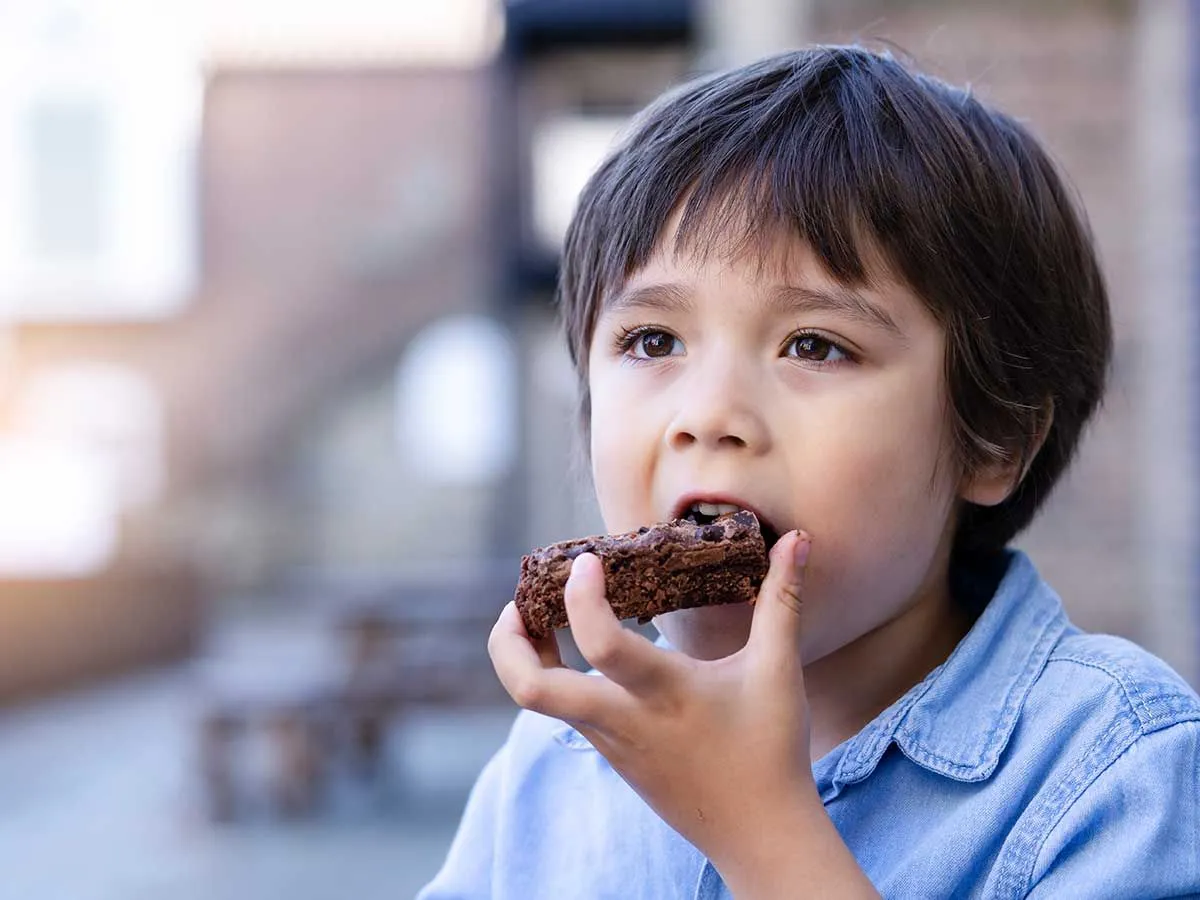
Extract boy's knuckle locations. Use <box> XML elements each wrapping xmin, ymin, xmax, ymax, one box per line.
<box><xmin>510</xmin><ymin>676</ymin><xmax>548</xmax><ymax>713</ymax></box>
<box><xmin>583</xmin><ymin>633</ymin><xmax>624</xmax><ymax>671</ymax></box>
<box><xmin>777</xmin><ymin>582</ymin><xmax>804</xmax><ymax>616</ymax></box>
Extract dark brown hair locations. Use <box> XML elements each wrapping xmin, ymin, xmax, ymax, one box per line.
<box><xmin>558</xmin><ymin>45</ymin><xmax>1111</xmax><ymax>553</ymax></box>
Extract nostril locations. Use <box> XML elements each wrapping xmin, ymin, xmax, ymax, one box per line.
<box><xmin>669</xmin><ymin>430</ymin><xmax>751</xmax><ymax>450</ymax></box>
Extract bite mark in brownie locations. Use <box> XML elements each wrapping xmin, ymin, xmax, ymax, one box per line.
<box><xmin>513</xmin><ymin>510</ymin><xmax>769</xmax><ymax>639</ymax></box>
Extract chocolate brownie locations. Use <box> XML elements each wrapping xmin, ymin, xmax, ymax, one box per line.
<box><xmin>513</xmin><ymin>510</ymin><xmax>769</xmax><ymax>639</ymax></box>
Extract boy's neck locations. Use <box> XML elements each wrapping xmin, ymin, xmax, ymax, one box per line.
<box><xmin>804</xmin><ymin>559</ymin><xmax>973</xmax><ymax>761</ymax></box>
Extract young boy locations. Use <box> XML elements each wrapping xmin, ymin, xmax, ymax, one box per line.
<box><xmin>420</xmin><ymin>46</ymin><xmax>1200</xmax><ymax>898</ymax></box>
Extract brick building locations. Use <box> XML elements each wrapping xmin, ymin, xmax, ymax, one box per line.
<box><xmin>0</xmin><ymin>0</ymin><xmax>1195</xmax><ymax>701</ymax></box>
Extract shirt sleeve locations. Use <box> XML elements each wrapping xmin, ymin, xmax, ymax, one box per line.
<box><xmin>416</xmin><ymin>741</ymin><xmax>508</xmax><ymax>900</ymax></box>
<box><xmin>1025</xmin><ymin>719</ymin><xmax>1200</xmax><ymax>899</ymax></box>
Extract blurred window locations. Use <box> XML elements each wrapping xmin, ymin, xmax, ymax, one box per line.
<box><xmin>26</xmin><ymin>96</ymin><xmax>110</xmax><ymax>261</ymax></box>
<box><xmin>395</xmin><ymin>315</ymin><xmax>517</xmax><ymax>485</ymax></box>
<box><xmin>0</xmin><ymin>0</ymin><xmax>200</xmax><ymax>321</ymax></box>
<box><xmin>531</xmin><ymin>113</ymin><xmax>629</xmax><ymax>252</ymax></box>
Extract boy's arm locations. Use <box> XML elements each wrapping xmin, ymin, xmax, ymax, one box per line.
<box><xmin>1019</xmin><ymin>720</ymin><xmax>1200</xmax><ymax>899</ymax></box>
<box><xmin>489</xmin><ymin>531</ymin><xmax>879</xmax><ymax>899</ymax></box>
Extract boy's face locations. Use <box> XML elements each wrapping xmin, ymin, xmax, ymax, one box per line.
<box><xmin>587</xmin><ymin>224</ymin><xmax>975</xmax><ymax>664</ymax></box>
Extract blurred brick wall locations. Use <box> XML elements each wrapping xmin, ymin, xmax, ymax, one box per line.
<box><xmin>811</xmin><ymin>2</ymin><xmax>1159</xmax><ymax>643</ymax></box>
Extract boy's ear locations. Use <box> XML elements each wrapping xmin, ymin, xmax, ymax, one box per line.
<box><xmin>959</xmin><ymin>399</ymin><xmax>1055</xmax><ymax>507</ymax></box>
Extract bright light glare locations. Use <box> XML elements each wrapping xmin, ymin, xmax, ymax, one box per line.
<box><xmin>0</xmin><ymin>438</ymin><xmax>118</xmax><ymax>577</ymax></box>
<box><xmin>14</xmin><ymin>363</ymin><xmax>164</xmax><ymax>507</ymax></box>
<box><xmin>204</xmin><ymin>0</ymin><xmax>503</xmax><ymax>66</ymax></box>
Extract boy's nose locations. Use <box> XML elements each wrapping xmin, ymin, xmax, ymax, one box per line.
<box><xmin>664</xmin><ymin>368</ymin><xmax>771</xmax><ymax>455</ymax></box>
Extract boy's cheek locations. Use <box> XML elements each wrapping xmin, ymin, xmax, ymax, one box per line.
<box><xmin>590</xmin><ymin>469</ymin><xmax>651</xmax><ymax>535</ymax></box>
<box><xmin>588</xmin><ymin>435</ymin><xmax>647</xmax><ymax>530</ymax></box>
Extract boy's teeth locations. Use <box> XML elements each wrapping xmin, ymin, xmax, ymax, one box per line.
<box><xmin>694</xmin><ymin>502</ymin><xmax>742</xmax><ymax>517</ymax></box>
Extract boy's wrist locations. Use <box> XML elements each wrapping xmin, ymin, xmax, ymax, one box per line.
<box><xmin>711</xmin><ymin>787</ymin><xmax>880</xmax><ymax>900</ymax></box>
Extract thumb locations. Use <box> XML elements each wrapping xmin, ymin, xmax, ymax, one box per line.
<box><xmin>747</xmin><ymin>529</ymin><xmax>811</xmax><ymax>662</ymax></box>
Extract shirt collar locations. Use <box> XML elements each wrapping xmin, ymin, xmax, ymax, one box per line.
<box><xmin>824</xmin><ymin>549</ymin><xmax>1068</xmax><ymax>794</ymax></box>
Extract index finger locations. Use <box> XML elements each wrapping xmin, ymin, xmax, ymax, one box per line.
<box><xmin>488</xmin><ymin>601</ymin><xmax>627</xmax><ymax>724</ymax></box>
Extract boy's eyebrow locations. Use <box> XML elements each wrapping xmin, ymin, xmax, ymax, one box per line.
<box><xmin>768</xmin><ymin>284</ymin><xmax>904</xmax><ymax>337</ymax></box>
<box><xmin>605</xmin><ymin>281</ymin><xmax>905</xmax><ymax>338</ymax></box>
<box><xmin>604</xmin><ymin>283</ymin><xmax>693</xmax><ymax>316</ymax></box>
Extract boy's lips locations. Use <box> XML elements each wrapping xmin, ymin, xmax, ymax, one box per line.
<box><xmin>670</xmin><ymin>492</ymin><xmax>785</xmax><ymax>548</ymax></box>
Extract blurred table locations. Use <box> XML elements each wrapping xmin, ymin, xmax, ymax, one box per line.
<box><xmin>196</xmin><ymin>564</ymin><xmax>516</xmax><ymax>822</ymax></box>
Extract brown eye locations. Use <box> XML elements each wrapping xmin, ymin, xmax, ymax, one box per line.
<box><xmin>634</xmin><ymin>331</ymin><xmax>681</xmax><ymax>358</ymax></box>
<box><xmin>786</xmin><ymin>333</ymin><xmax>846</xmax><ymax>362</ymax></box>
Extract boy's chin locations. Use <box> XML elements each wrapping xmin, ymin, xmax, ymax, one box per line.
<box><xmin>653</xmin><ymin>603</ymin><xmax>754</xmax><ymax>660</ymax></box>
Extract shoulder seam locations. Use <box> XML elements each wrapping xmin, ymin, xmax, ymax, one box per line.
<box><xmin>1046</xmin><ymin>652</ymin><xmax>1200</xmax><ymax>733</ymax></box>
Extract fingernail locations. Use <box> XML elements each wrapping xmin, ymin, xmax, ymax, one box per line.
<box><xmin>793</xmin><ymin>532</ymin><xmax>811</xmax><ymax>569</ymax></box>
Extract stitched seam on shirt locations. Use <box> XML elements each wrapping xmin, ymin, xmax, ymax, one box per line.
<box><xmin>839</xmin><ymin>676</ymin><xmax>932</xmax><ymax>783</ymax></box>
<box><xmin>900</xmin><ymin>742</ymin><xmax>997</xmax><ymax>776</ymax></box>
<box><xmin>1024</xmin><ymin>725</ymin><xmax>1141</xmax><ymax>897</ymax></box>
<box><xmin>859</xmin><ymin>687</ymin><xmax>922</xmax><ymax>763</ymax></box>
<box><xmin>1046</xmin><ymin>653</ymin><xmax>1200</xmax><ymax>732</ymax></box>
<box><xmin>962</xmin><ymin>599</ymin><xmax>1062</xmax><ymax>770</ymax></box>
<box><xmin>992</xmin><ymin>711</ymin><xmax>1138</xmax><ymax>899</ymax></box>
<box><xmin>1047</xmin><ymin>655</ymin><xmax>1153</xmax><ymax>723</ymax></box>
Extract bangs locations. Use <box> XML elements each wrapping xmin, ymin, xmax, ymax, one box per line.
<box><xmin>665</xmin><ymin>165</ymin><xmax>878</xmax><ymax>292</ymax></box>
<box><xmin>576</xmin><ymin>47</ymin><xmax>979</xmax><ymax>316</ymax></box>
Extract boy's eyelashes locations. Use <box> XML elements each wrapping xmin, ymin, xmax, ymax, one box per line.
<box><xmin>613</xmin><ymin>324</ymin><xmax>684</xmax><ymax>360</ymax></box>
<box><xmin>609</xmin><ymin>323</ymin><xmax>858</xmax><ymax>368</ymax></box>
<box><xmin>782</xmin><ymin>330</ymin><xmax>856</xmax><ymax>365</ymax></box>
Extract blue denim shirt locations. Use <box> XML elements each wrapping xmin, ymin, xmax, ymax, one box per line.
<box><xmin>419</xmin><ymin>551</ymin><xmax>1200</xmax><ymax>899</ymax></box>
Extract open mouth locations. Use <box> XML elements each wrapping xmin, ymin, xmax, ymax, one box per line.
<box><xmin>679</xmin><ymin>501</ymin><xmax>782</xmax><ymax>550</ymax></box>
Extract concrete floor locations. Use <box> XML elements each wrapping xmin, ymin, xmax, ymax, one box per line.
<box><xmin>0</xmin><ymin>622</ymin><xmax>516</xmax><ymax>900</ymax></box>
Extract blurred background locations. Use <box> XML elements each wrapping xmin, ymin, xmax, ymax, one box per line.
<box><xmin>0</xmin><ymin>0</ymin><xmax>1196</xmax><ymax>897</ymax></box>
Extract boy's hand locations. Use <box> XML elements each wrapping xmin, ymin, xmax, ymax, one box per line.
<box><xmin>488</xmin><ymin>531</ymin><xmax>878</xmax><ymax>898</ymax></box>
